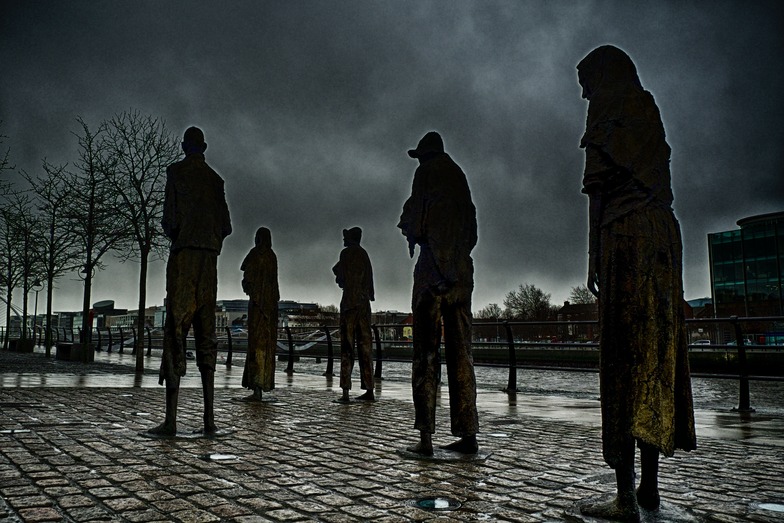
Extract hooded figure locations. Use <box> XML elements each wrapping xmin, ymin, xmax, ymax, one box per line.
<box><xmin>577</xmin><ymin>45</ymin><xmax>696</xmax><ymax>521</ymax></box>
<box><xmin>240</xmin><ymin>227</ymin><xmax>280</xmax><ymax>401</ymax></box>
<box><xmin>398</xmin><ymin>131</ymin><xmax>479</xmax><ymax>456</ymax></box>
<box><xmin>332</xmin><ymin>226</ymin><xmax>375</xmax><ymax>401</ymax></box>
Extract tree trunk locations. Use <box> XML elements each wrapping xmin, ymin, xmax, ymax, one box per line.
<box><xmin>3</xmin><ymin>283</ymin><xmax>11</xmax><ymax>350</ymax></box>
<box><xmin>45</xmin><ymin>275</ymin><xmax>54</xmax><ymax>357</ymax></box>
<box><xmin>81</xmin><ymin>269</ymin><xmax>93</xmax><ymax>345</ymax></box>
<box><xmin>135</xmin><ymin>247</ymin><xmax>149</xmax><ymax>373</ymax></box>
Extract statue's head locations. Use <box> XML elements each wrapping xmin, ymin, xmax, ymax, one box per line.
<box><xmin>577</xmin><ymin>45</ymin><xmax>643</xmax><ymax>100</ymax></box>
<box><xmin>255</xmin><ymin>227</ymin><xmax>272</xmax><ymax>249</ymax></box>
<box><xmin>342</xmin><ymin>226</ymin><xmax>362</xmax><ymax>247</ymax></box>
<box><xmin>182</xmin><ymin>126</ymin><xmax>207</xmax><ymax>155</ymax></box>
<box><xmin>408</xmin><ymin>131</ymin><xmax>444</xmax><ymax>162</ymax></box>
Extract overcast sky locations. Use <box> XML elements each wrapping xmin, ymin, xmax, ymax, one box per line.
<box><xmin>2</xmin><ymin>1</ymin><xmax>783</xmax><ymax>316</ymax></box>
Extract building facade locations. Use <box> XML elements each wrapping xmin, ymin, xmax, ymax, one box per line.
<box><xmin>708</xmin><ymin>211</ymin><xmax>784</xmax><ymax>317</ymax></box>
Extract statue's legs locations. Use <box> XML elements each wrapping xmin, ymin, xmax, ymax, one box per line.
<box><xmin>637</xmin><ymin>442</ymin><xmax>660</xmax><ymax>510</ymax></box>
<box><xmin>199</xmin><ymin>365</ymin><xmax>216</xmax><ymax>434</ymax></box>
<box><xmin>148</xmin><ymin>386</ymin><xmax>179</xmax><ymax>436</ymax></box>
<box><xmin>581</xmin><ymin>438</ymin><xmax>640</xmax><ymax>522</ymax></box>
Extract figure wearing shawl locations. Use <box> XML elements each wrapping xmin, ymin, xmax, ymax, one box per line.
<box><xmin>398</xmin><ymin>131</ymin><xmax>479</xmax><ymax>456</ymax></box>
<box><xmin>577</xmin><ymin>45</ymin><xmax>696</xmax><ymax>521</ymax></box>
<box><xmin>240</xmin><ymin>227</ymin><xmax>280</xmax><ymax>401</ymax></box>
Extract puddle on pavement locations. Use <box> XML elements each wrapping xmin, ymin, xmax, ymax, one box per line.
<box><xmin>408</xmin><ymin>497</ymin><xmax>461</xmax><ymax>511</ymax></box>
<box><xmin>752</xmin><ymin>502</ymin><xmax>784</xmax><ymax>513</ymax></box>
<box><xmin>200</xmin><ymin>453</ymin><xmax>239</xmax><ymax>462</ymax></box>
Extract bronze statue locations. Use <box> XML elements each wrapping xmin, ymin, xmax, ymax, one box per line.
<box><xmin>577</xmin><ymin>46</ymin><xmax>696</xmax><ymax>521</ymax></box>
<box><xmin>149</xmin><ymin>126</ymin><xmax>232</xmax><ymax>436</ymax></box>
<box><xmin>398</xmin><ymin>131</ymin><xmax>479</xmax><ymax>455</ymax></box>
<box><xmin>240</xmin><ymin>227</ymin><xmax>280</xmax><ymax>401</ymax></box>
<box><xmin>332</xmin><ymin>227</ymin><xmax>375</xmax><ymax>402</ymax></box>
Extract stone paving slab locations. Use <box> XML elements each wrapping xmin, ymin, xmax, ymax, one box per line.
<box><xmin>1</xmin><ymin>349</ymin><xmax>784</xmax><ymax>522</ymax></box>
<box><xmin>1</xmin><ymin>383</ymin><xmax>783</xmax><ymax>522</ymax></box>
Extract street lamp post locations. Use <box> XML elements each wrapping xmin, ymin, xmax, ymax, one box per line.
<box><xmin>31</xmin><ymin>279</ymin><xmax>43</xmax><ymax>346</ymax></box>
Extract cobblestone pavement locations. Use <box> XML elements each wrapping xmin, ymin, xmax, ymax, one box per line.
<box><xmin>1</xmin><ymin>349</ymin><xmax>783</xmax><ymax>522</ymax></box>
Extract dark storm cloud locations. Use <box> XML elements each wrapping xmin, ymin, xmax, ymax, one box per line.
<box><xmin>2</xmin><ymin>1</ymin><xmax>782</xmax><ymax>314</ymax></box>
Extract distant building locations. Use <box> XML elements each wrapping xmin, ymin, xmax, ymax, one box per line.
<box><xmin>557</xmin><ymin>301</ymin><xmax>598</xmax><ymax>341</ymax></box>
<box><xmin>708</xmin><ymin>211</ymin><xmax>784</xmax><ymax>317</ymax></box>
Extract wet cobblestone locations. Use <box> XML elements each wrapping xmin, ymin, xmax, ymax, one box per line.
<box><xmin>1</xmin><ymin>349</ymin><xmax>783</xmax><ymax>521</ymax></box>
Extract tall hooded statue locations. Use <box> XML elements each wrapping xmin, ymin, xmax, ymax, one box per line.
<box><xmin>577</xmin><ymin>45</ymin><xmax>696</xmax><ymax>521</ymax></box>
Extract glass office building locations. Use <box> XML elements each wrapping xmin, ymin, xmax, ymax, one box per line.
<box><xmin>708</xmin><ymin>211</ymin><xmax>784</xmax><ymax>317</ymax></box>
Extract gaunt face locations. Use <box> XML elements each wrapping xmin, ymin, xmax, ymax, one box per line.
<box><xmin>578</xmin><ymin>70</ymin><xmax>592</xmax><ymax>100</ymax></box>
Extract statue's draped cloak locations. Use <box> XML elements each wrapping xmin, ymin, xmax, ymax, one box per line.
<box><xmin>398</xmin><ymin>153</ymin><xmax>477</xmax><ymax>306</ymax></box>
<box><xmin>578</xmin><ymin>46</ymin><xmax>696</xmax><ymax>466</ymax></box>
<box><xmin>241</xmin><ymin>241</ymin><xmax>279</xmax><ymax>392</ymax></box>
<box><xmin>158</xmin><ymin>152</ymin><xmax>231</xmax><ymax>387</ymax></box>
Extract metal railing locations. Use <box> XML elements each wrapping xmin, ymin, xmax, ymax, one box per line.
<box><xmin>3</xmin><ymin>315</ymin><xmax>782</xmax><ymax>411</ymax></box>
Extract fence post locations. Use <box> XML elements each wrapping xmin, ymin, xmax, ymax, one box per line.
<box><xmin>372</xmin><ymin>324</ymin><xmax>383</xmax><ymax>380</ymax></box>
<box><xmin>285</xmin><ymin>325</ymin><xmax>295</xmax><ymax>375</ymax></box>
<box><xmin>503</xmin><ymin>321</ymin><xmax>519</xmax><ymax>392</ymax></box>
<box><xmin>322</xmin><ymin>326</ymin><xmax>335</xmax><ymax>377</ymax></box>
<box><xmin>77</xmin><ymin>327</ymin><xmax>82</xmax><ymax>344</ymax></box>
<box><xmin>731</xmin><ymin>316</ymin><xmax>754</xmax><ymax>413</ymax></box>
<box><xmin>95</xmin><ymin>327</ymin><xmax>102</xmax><ymax>352</ymax></box>
<box><xmin>107</xmin><ymin>327</ymin><xmax>113</xmax><ymax>353</ymax></box>
<box><xmin>130</xmin><ymin>326</ymin><xmax>137</xmax><ymax>355</ymax></box>
<box><xmin>119</xmin><ymin>326</ymin><xmax>125</xmax><ymax>354</ymax></box>
<box><xmin>225</xmin><ymin>326</ymin><xmax>233</xmax><ymax>366</ymax></box>
<box><xmin>146</xmin><ymin>327</ymin><xmax>152</xmax><ymax>356</ymax></box>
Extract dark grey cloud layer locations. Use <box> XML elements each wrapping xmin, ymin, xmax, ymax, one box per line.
<box><xmin>2</xmin><ymin>1</ymin><xmax>783</xmax><ymax>314</ymax></box>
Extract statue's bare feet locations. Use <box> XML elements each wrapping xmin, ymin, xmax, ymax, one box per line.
<box><xmin>147</xmin><ymin>421</ymin><xmax>176</xmax><ymax>437</ymax></box>
<box><xmin>440</xmin><ymin>435</ymin><xmax>478</xmax><ymax>454</ymax></box>
<box><xmin>356</xmin><ymin>391</ymin><xmax>375</xmax><ymax>401</ymax></box>
<box><xmin>636</xmin><ymin>485</ymin><xmax>660</xmax><ymax>511</ymax></box>
<box><xmin>580</xmin><ymin>495</ymin><xmax>640</xmax><ymax>523</ymax></box>
<box><xmin>407</xmin><ymin>440</ymin><xmax>434</xmax><ymax>456</ymax></box>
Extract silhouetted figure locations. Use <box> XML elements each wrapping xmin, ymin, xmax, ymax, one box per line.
<box><xmin>240</xmin><ymin>227</ymin><xmax>280</xmax><ymax>402</ymax></box>
<box><xmin>398</xmin><ymin>131</ymin><xmax>479</xmax><ymax>456</ymax></box>
<box><xmin>577</xmin><ymin>46</ymin><xmax>696</xmax><ymax>521</ymax></box>
<box><xmin>332</xmin><ymin>227</ymin><xmax>375</xmax><ymax>402</ymax></box>
<box><xmin>149</xmin><ymin>127</ymin><xmax>232</xmax><ymax>436</ymax></box>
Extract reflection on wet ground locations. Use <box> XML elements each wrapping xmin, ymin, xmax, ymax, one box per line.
<box><xmin>1</xmin><ymin>348</ymin><xmax>783</xmax><ymax>445</ymax></box>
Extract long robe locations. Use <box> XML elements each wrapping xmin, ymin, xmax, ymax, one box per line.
<box><xmin>241</xmin><ymin>241</ymin><xmax>279</xmax><ymax>392</ymax></box>
<box><xmin>578</xmin><ymin>45</ymin><xmax>696</xmax><ymax>467</ymax></box>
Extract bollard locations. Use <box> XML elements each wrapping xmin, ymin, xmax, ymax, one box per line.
<box><xmin>285</xmin><ymin>325</ymin><xmax>295</xmax><ymax>375</ymax></box>
<box><xmin>731</xmin><ymin>317</ymin><xmax>755</xmax><ymax>413</ymax></box>
<box><xmin>146</xmin><ymin>326</ymin><xmax>152</xmax><ymax>356</ymax></box>
<box><xmin>107</xmin><ymin>327</ymin><xmax>113</xmax><ymax>353</ymax></box>
<box><xmin>225</xmin><ymin>326</ymin><xmax>233</xmax><ymax>366</ymax></box>
<box><xmin>95</xmin><ymin>328</ymin><xmax>102</xmax><ymax>352</ymax></box>
<box><xmin>372</xmin><ymin>324</ymin><xmax>383</xmax><ymax>380</ymax></box>
<box><xmin>322</xmin><ymin>326</ymin><xmax>335</xmax><ymax>377</ymax></box>
<box><xmin>130</xmin><ymin>326</ymin><xmax>137</xmax><ymax>355</ymax></box>
<box><xmin>503</xmin><ymin>321</ymin><xmax>519</xmax><ymax>392</ymax></box>
<box><xmin>77</xmin><ymin>327</ymin><xmax>82</xmax><ymax>345</ymax></box>
<box><xmin>119</xmin><ymin>326</ymin><xmax>125</xmax><ymax>354</ymax></box>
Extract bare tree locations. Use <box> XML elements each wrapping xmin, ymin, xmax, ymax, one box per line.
<box><xmin>0</xmin><ymin>197</ymin><xmax>24</xmax><ymax>349</ymax></box>
<box><xmin>65</xmin><ymin>117</ymin><xmax>128</xmax><ymax>345</ymax></box>
<box><xmin>475</xmin><ymin>303</ymin><xmax>503</xmax><ymax>320</ymax></box>
<box><xmin>0</xmin><ymin>191</ymin><xmax>45</xmax><ymax>345</ymax></box>
<box><xmin>22</xmin><ymin>161</ymin><xmax>82</xmax><ymax>355</ymax></box>
<box><xmin>569</xmin><ymin>284</ymin><xmax>597</xmax><ymax>305</ymax></box>
<box><xmin>101</xmin><ymin>110</ymin><xmax>180</xmax><ymax>371</ymax></box>
<box><xmin>503</xmin><ymin>283</ymin><xmax>554</xmax><ymax>321</ymax></box>
<box><xmin>0</xmin><ymin>123</ymin><xmax>13</xmax><ymax>196</ymax></box>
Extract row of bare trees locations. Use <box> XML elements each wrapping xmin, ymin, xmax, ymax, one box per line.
<box><xmin>0</xmin><ymin>111</ymin><xmax>180</xmax><ymax>372</ymax></box>
<box><xmin>475</xmin><ymin>283</ymin><xmax>596</xmax><ymax>321</ymax></box>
